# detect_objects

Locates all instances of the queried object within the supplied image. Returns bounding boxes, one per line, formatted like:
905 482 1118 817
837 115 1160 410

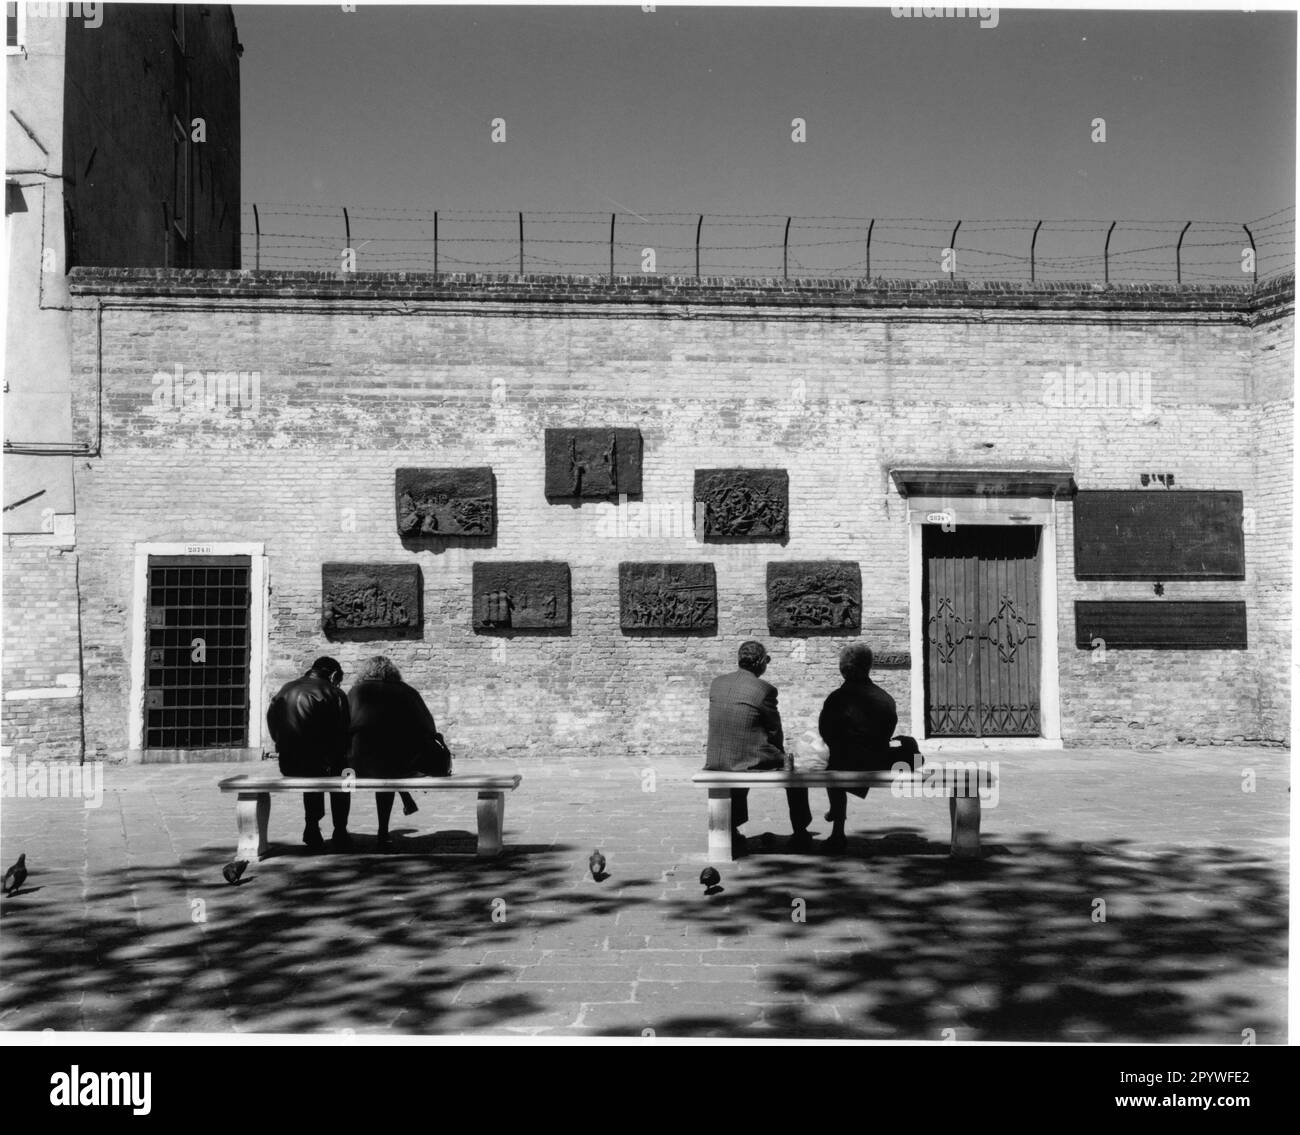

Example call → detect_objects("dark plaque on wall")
873 651 911 670
473 561 571 629
767 561 862 632
619 562 717 631
1074 491 1245 580
396 467 495 537
694 469 789 538
544 428 642 500
1075 601 1247 649
322 563 422 634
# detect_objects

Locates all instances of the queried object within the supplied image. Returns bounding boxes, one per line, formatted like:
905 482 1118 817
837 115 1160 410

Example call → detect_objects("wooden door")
923 526 1041 737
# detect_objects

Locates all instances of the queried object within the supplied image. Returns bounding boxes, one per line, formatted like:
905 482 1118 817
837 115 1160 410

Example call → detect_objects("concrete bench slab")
691 766 995 863
218 774 523 861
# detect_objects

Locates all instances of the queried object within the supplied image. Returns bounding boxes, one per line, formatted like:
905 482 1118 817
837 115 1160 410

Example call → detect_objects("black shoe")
331 829 354 852
303 824 325 851
376 831 392 851
400 791 419 816
825 833 847 854
789 830 815 852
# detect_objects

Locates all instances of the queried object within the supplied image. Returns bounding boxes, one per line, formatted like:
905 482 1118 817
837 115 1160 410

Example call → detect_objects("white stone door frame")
899 483 1066 752
127 541 268 757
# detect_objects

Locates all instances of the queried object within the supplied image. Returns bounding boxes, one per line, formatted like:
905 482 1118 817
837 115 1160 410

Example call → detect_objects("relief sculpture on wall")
695 469 788 538
767 561 861 632
619 563 717 631
544 428 643 500
395 467 495 537
322 563 422 636
473 562 571 630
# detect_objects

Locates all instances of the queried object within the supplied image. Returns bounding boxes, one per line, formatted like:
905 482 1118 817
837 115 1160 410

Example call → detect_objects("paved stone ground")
0 746 1289 1040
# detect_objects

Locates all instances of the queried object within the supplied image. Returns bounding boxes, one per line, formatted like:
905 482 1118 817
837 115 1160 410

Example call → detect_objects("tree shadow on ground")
607 827 1288 1041
0 824 1286 1041
0 837 645 1035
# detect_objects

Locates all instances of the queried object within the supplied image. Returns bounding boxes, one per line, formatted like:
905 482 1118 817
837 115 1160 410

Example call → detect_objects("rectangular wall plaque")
619 562 717 630
694 469 789 538
1074 491 1245 580
872 651 911 670
396 467 495 537
767 561 862 632
473 562 571 629
544 428 642 500
322 563 422 633
1074 601 1247 649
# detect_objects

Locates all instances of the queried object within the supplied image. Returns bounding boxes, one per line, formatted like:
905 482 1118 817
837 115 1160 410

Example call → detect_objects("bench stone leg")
236 791 270 861
476 791 505 857
948 793 981 859
707 788 734 864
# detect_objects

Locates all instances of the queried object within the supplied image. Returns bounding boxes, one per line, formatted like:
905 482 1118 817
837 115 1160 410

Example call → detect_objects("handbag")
414 730 453 776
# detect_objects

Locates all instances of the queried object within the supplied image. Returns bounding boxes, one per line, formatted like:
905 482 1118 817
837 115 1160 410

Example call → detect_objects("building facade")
41 268 1294 764
4 4 240 758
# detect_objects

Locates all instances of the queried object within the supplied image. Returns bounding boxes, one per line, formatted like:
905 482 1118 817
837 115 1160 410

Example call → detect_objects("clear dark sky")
232 3 1297 278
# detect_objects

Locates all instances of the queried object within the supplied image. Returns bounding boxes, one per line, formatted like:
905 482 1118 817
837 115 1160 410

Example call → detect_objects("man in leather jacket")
266 655 353 850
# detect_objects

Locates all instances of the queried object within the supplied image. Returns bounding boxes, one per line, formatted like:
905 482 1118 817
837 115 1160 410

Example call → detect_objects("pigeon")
221 859 248 885
699 866 721 891
589 850 606 880
3 853 27 896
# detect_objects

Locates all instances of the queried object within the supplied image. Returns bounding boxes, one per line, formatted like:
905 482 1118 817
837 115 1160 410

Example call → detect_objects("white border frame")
127 542 267 757
907 497 1062 752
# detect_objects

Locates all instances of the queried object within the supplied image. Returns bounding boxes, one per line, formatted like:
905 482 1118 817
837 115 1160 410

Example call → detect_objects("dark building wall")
62 4 240 269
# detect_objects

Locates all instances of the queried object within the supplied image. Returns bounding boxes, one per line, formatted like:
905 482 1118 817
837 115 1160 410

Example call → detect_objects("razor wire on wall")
241 204 1294 284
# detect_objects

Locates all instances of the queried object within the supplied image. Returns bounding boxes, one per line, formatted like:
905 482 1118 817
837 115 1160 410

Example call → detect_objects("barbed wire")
239 204 1294 283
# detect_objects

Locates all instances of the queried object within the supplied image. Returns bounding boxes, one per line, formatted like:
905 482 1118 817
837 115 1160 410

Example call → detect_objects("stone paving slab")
0 746 1289 1040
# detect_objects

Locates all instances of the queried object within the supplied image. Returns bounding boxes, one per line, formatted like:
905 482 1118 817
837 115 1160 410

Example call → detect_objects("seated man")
818 642 918 853
705 640 813 852
266 655 353 850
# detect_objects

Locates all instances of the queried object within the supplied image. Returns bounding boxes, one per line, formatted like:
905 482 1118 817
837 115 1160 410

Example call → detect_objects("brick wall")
61 270 1293 759
1 545 83 759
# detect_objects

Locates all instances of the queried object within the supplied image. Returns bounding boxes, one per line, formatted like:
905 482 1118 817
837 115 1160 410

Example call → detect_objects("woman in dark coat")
818 643 915 852
348 655 447 847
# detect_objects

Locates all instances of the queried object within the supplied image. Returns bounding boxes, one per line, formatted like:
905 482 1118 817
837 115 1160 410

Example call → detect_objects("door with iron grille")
923 526 1041 737
144 556 251 749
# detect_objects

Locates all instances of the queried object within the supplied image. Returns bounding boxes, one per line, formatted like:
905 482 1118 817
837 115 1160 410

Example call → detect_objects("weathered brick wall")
1251 293 1293 742
1 545 83 759
63 270 1292 759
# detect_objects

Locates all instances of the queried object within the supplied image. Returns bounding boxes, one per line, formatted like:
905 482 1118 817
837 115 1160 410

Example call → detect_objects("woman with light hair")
347 654 450 848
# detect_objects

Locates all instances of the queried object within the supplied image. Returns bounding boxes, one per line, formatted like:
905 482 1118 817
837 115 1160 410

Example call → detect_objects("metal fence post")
1176 220 1191 284
1030 220 1043 283
696 215 703 279
1104 221 1116 284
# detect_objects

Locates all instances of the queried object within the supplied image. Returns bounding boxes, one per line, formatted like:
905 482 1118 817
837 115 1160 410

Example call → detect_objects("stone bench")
217 773 523 861
690 763 995 863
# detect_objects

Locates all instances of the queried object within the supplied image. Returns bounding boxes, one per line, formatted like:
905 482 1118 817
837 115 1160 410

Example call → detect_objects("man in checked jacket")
705 640 813 853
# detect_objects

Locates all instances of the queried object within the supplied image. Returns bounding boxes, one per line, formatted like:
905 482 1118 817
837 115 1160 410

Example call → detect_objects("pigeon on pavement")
699 866 721 892
3 853 27 896
222 859 248 885
589 850 606 880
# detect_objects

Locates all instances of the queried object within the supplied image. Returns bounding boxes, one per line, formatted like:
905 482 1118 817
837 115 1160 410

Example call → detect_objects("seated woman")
818 643 918 853
347 655 450 848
